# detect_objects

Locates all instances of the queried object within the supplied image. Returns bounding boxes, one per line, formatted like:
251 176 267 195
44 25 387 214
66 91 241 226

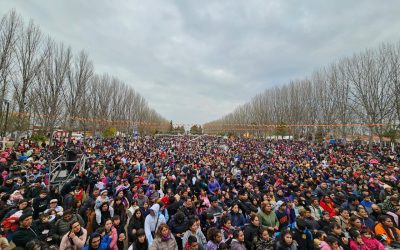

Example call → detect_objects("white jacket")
145 204 166 245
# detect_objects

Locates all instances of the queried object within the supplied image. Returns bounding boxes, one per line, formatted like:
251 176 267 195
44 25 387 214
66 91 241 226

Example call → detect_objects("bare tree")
13 19 46 140
64 50 93 139
0 10 168 139
345 46 395 146
0 10 20 126
32 39 71 144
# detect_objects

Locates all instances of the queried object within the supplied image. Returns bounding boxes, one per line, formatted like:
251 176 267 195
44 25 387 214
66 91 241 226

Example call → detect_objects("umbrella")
369 159 379 164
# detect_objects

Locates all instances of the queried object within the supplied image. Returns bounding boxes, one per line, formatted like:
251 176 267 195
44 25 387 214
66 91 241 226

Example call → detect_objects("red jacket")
319 199 336 217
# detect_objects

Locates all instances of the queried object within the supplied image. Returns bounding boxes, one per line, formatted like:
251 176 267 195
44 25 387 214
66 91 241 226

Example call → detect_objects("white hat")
50 199 58 203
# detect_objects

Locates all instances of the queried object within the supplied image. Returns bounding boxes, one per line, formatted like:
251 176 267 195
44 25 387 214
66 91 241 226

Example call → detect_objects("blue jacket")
208 180 220 194
229 211 247 228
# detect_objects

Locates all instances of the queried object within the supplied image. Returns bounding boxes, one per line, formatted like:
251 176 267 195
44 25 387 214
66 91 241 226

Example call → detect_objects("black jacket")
293 229 313 250
328 233 350 250
127 217 145 243
244 224 260 250
12 227 38 248
168 216 189 236
32 197 48 219
63 193 75 210
238 199 258 215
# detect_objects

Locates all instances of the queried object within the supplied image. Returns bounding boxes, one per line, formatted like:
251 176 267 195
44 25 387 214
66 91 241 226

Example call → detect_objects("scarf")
382 224 399 242
161 233 172 241
69 229 83 245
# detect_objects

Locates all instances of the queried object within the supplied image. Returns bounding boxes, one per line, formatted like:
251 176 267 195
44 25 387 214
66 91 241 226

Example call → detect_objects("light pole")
2 99 10 137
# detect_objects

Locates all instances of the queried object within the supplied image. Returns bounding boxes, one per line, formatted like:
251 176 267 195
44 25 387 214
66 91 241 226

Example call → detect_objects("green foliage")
275 123 288 136
103 127 117 138
190 125 203 135
169 120 173 133
381 128 399 141
175 125 185 134
31 131 48 143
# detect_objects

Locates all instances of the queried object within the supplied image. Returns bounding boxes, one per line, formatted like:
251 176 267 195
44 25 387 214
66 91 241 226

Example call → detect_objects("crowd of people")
0 135 399 250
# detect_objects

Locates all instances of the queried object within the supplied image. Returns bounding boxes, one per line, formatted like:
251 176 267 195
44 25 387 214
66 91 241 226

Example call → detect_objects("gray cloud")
1 0 400 124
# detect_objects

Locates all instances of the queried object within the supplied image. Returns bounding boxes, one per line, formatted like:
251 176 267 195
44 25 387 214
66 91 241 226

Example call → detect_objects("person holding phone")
60 220 87 250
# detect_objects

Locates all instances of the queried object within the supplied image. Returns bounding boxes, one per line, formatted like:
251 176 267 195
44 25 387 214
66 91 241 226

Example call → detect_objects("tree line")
204 41 400 142
0 10 168 141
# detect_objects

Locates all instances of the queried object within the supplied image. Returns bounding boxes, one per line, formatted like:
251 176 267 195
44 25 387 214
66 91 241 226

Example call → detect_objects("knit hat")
18 212 33 222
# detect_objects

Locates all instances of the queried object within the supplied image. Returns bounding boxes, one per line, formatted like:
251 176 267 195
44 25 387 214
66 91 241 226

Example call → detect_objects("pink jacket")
109 226 118 250
349 239 371 250
320 241 332 250
361 236 385 250
59 228 87 250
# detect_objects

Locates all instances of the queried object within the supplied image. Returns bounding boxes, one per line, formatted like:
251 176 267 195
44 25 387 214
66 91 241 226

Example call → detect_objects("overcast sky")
1 1 400 125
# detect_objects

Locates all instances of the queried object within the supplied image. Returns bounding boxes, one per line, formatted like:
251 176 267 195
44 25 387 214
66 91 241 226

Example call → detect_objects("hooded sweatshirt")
144 204 166 245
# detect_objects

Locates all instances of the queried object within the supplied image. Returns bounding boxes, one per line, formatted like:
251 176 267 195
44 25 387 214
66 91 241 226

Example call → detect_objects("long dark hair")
280 231 294 247
69 220 84 245
379 215 399 241
133 229 148 250
131 208 144 224
113 197 127 222
207 227 221 243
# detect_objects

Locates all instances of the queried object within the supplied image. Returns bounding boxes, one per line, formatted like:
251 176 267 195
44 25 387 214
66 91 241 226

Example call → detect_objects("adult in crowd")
148 223 178 250
12 213 37 248
60 219 87 250
0 136 399 250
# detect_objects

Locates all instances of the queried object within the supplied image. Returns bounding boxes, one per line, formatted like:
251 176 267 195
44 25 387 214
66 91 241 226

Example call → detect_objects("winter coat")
128 217 145 243
168 217 188 236
144 204 166 245
361 236 385 250
64 193 75 210
55 214 85 238
230 239 246 250
59 227 87 250
12 227 38 248
309 205 324 221
275 241 298 250
107 226 118 250
34 219 56 242
255 238 274 250
182 230 207 250
243 224 259 250
374 222 400 246
149 235 178 250
207 180 220 194
238 199 258 215
320 241 332 250
257 210 279 229
293 229 314 250
228 211 246 228
205 240 218 250
319 200 336 218
32 196 48 218
349 239 370 250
